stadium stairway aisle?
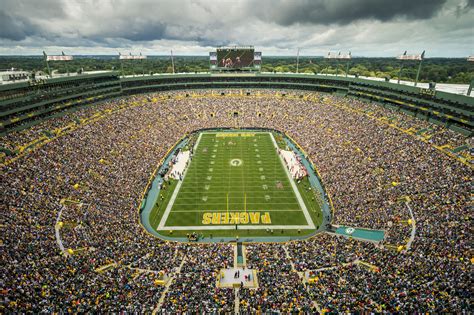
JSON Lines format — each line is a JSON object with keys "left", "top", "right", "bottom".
{"left": 283, "top": 244, "right": 322, "bottom": 313}
{"left": 235, "top": 288, "right": 240, "bottom": 314}
{"left": 152, "top": 257, "right": 187, "bottom": 314}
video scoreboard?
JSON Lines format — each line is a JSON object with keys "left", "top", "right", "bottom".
{"left": 210, "top": 46, "right": 261, "bottom": 72}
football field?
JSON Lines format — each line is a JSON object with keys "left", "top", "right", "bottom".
{"left": 154, "top": 131, "right": 319, "bottom": 235}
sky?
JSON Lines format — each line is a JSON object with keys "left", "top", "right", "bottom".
{"left": 0, "top": 0, "right": 472, "bottom": 57}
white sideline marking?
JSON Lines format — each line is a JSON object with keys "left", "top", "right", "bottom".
{"left": 269, "top": 132, "right": 315, "bottom": 229}
{"left": 158, "top": 133, "right": 203, "bottom": 230}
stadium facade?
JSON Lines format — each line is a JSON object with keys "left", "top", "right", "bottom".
{"left": 1, "top": 72, "right": 472, "bottom": 139}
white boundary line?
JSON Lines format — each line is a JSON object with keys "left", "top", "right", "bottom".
{"left": 157, "top": 132, "right": 315, "bottom": 231}
{"left": 157, "top": 132, "right": 203, "bottom": 230}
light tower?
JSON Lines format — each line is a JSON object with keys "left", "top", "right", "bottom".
{"left": 43, "top": 51, "right": 73, "bottom": 78}
{"left": 396, "top": 50, "right": 425, "bottom": 86}
{"left": 296, "top": 48, "right": 300, "bottom": 73}
{"left": 118, "top": 52, "right": 147, "bottom": 77}
{"left": 170, "top": 50, "right": 175, "bottom": 74}
{"left": 324, "top": 52, "right": 352, "bottom": 77}
{"left": 467, "top": 56, "right": 474, "bottom": 96}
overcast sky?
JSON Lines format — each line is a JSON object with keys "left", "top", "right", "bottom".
{"left": 0, "top": 0, "right": 472, "bottom": 56}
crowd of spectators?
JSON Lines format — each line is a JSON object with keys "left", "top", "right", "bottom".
{"left": 240, "top": 244, "right": 315, "bottom": 313}
{"left": 161, "top": 244, "right": 234, "bottom": 313}
{"left": 1, "top": 89, "right": 471, "bottom": 312}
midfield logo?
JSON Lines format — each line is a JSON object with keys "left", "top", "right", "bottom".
{"left": 230, "top": 159, "right": 243, "bottom": 166}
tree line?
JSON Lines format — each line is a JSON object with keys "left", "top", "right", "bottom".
{"left": 0, "top": 56, "right": 472, "bottom": 84}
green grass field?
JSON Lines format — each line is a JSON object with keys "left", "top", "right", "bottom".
{"left": 150, "top": 131, "right": 322, "bottom": 238}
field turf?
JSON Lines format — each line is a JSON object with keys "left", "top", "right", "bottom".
{"left": 150, "top": 131, "right": 321, "bottom": 237}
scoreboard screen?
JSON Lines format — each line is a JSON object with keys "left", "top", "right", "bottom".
{"left": 210, "top": 46, "right": 262, "bottom": 71}
{"left": 216, "top": 47, "right": 255, "bottom": 69}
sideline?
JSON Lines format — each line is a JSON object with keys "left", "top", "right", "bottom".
{"left": 269, "top": 132, "right": 315, "bottom": 229}
{"left": 158, "top": 133, "right": 203, "bottom": 230}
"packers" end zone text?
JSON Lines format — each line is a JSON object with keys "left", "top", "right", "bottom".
{"left": 202, "top": 212, "right": 272, "bottom": 225}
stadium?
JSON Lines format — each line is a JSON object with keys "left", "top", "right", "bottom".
{"left": 1, "top": 1, "right": 473, "bottom": 313}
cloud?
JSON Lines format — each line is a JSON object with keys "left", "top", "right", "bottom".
{"left": 103, "top": 21, "right": 168, "bottom": 42}
{"left": 251, "top": 0, "right": 449, "bottom": 26}
{"left": 0, "top": 11, "right": 36, "bottom": 40}
{"left": 0, "top": 0, "right": 471, "bottom": 57}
